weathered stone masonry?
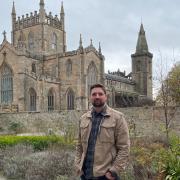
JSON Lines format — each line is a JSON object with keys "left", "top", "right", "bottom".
{"left": 0, "top": 0, "right": 153, "bottom": 112}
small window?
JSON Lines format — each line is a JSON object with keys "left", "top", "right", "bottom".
{"left": 67, "top": 89, "right": 74, "bottom": 110}
{"left": 29, "top": 88, "right": 36, "bottom": 111}
{"left": 52, "top": 33, "right": 57, "bottom": 50}
{"left": 32, "top": 63, "right": 36, "bottom": 73}
{"left": 28, "top": 32, "right": 34, "bottom": 51}
{"left": 136, "top": 61, "right": 141, "bottom": 71}
{"left": 48, "top": 89, "right": 55, "bottom": 111}
{"left": 66, "top": 59, "right": 72, "bottom": 77}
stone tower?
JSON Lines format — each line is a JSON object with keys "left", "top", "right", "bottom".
{"left": 11, "top": 0, "right": 66, "bottom": 55}
{"left": 131, "top": 24, "right": 153, "bottom": 99}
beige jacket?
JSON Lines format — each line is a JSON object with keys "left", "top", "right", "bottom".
{"left": 75, "top": 105, "right": 130, "bottom": 177}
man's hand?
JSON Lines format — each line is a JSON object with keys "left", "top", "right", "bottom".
{"left": 105, "top": 171, "right": 115, "bottom": 180}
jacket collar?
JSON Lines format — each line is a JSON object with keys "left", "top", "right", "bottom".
{"left": 86, "top": 104, "right": 111, "bottom": 118}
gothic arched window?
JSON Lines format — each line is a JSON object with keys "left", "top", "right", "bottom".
{"left": 1, "top": 64, "right": 13, "bottom": 103}
{"left": 52, "top": 32, "right": 57, "bottom": 50}
{"left": 66, "top": 59, "right": 72, "bottom": 77}
{"left": 136, "top": 61, "right": 141, "bottom": 72}
{"left": 48, "top": 89, "right": 55, "bottom": 111}
{"left": 29, "top": 88, "right": 36, "bottom": 111}
{"left": 87, "top": 62, "right": 97, "bottom": 94}
{"left": 28, "top": 32, "right": 34, "bottom": 51}
{"left": 67, "top": 88, "right": 74, "bottom": 110}
{"left": 32, "top": 63, "right": 36, "bottom": 73}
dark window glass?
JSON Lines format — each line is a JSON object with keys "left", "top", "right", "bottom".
{"left": 29, "top": 88, "right": 36, "bottom": 111}
{"left": 67, "top": 89, "right": 74, "bottom": 110}
{"left": 1, "top": 64, "right": 13, "bottom": 104}
{"left": 48, "top": 90, "right": 54, "bottom": 111}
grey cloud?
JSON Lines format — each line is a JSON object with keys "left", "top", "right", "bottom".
{"left": 0, "top": 0, "right": 180, "bottom": 73}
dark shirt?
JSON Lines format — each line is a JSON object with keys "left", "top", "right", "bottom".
{"left": 82, "top": 106, "right": 107, "bottom": 179}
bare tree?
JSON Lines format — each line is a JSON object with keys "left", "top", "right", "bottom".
{"left": 154, "top": 53, "right": 178, "bottom": 141}
{"left": 168, "top": 63, "right": 180, "bottom": 106}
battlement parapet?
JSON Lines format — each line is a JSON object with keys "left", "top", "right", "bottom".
{"left": 14, "top": 12, "right": 63, "bottom": 31}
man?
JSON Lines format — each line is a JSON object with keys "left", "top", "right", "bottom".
{"left": 75, "top": 84, "right": 130, "bottom": 180}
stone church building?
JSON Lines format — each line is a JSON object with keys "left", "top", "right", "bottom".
{"left": 0, "top": 0, "right": 153, "bottom": 112}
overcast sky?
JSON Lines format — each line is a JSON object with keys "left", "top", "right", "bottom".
{"left": 0, "top": 0, "right": 179, "bottom": 86}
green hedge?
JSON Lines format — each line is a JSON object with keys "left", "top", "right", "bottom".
{"left": 0, "top": 135, "right": 74, "bottom": 151}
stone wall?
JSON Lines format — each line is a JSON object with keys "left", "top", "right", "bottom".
{"left": 117, "top": 106, "right": 180, "bottom": 137}
{"left": 0, "top": 110, "right": 81, "bottom": 135}
{"left": 0, "top": 107, "right": 179, "bottom": 137}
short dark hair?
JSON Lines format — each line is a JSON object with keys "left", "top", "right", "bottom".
{"left": 90, "top": 83, "right": 106, "bottom": 94}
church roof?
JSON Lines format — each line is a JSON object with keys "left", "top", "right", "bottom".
{"left": 105, "top": 73, "right": 135, "bottom": 84}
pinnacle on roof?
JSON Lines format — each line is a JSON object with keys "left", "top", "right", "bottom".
{"left": 79, "top": 34, "right": 83, "bottom": 48}
{"left": 60, "top": 1, "right": 65, "bottom": 30}
{"left": 98, "top": 42, "right": 102, "bottom": 55}
{"left": 2, "top": 31, "right": 7, "bottom": 41}
{"left": 90, "top": 38, "right": 93, "bottom": 47}
{"left": 61, "top": 2, "right": 64, "bottom": 14}
{"left": 12, "top": 1, "right": 16, "bottom": 15}
{"left": 40, "top": 0, "right": 45, "bottom": 6}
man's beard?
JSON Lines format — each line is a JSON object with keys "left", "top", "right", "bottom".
{"left": 92, "top": 99, "right": 105, "bottom": 107}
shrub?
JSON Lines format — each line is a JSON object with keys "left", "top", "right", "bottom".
{"left": 1, "top": 144, "right": 34, "bottom": 179}
{"left": 130, "top": 136, "right": 167, "bottom": 179}
{"left": 0, "top": 144, "right": 75, "bottom": 180}
{"left": 159, "top": 135, "right": 180, "bottom": 180}
{"left": 0, "top": 135, "right": 73, "bottom": 150}
{"left": 8, "top": 121, "right": 24, "bottom": 134}
{"left": 0, "top": 126, "right": 4, "bottom": 132}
